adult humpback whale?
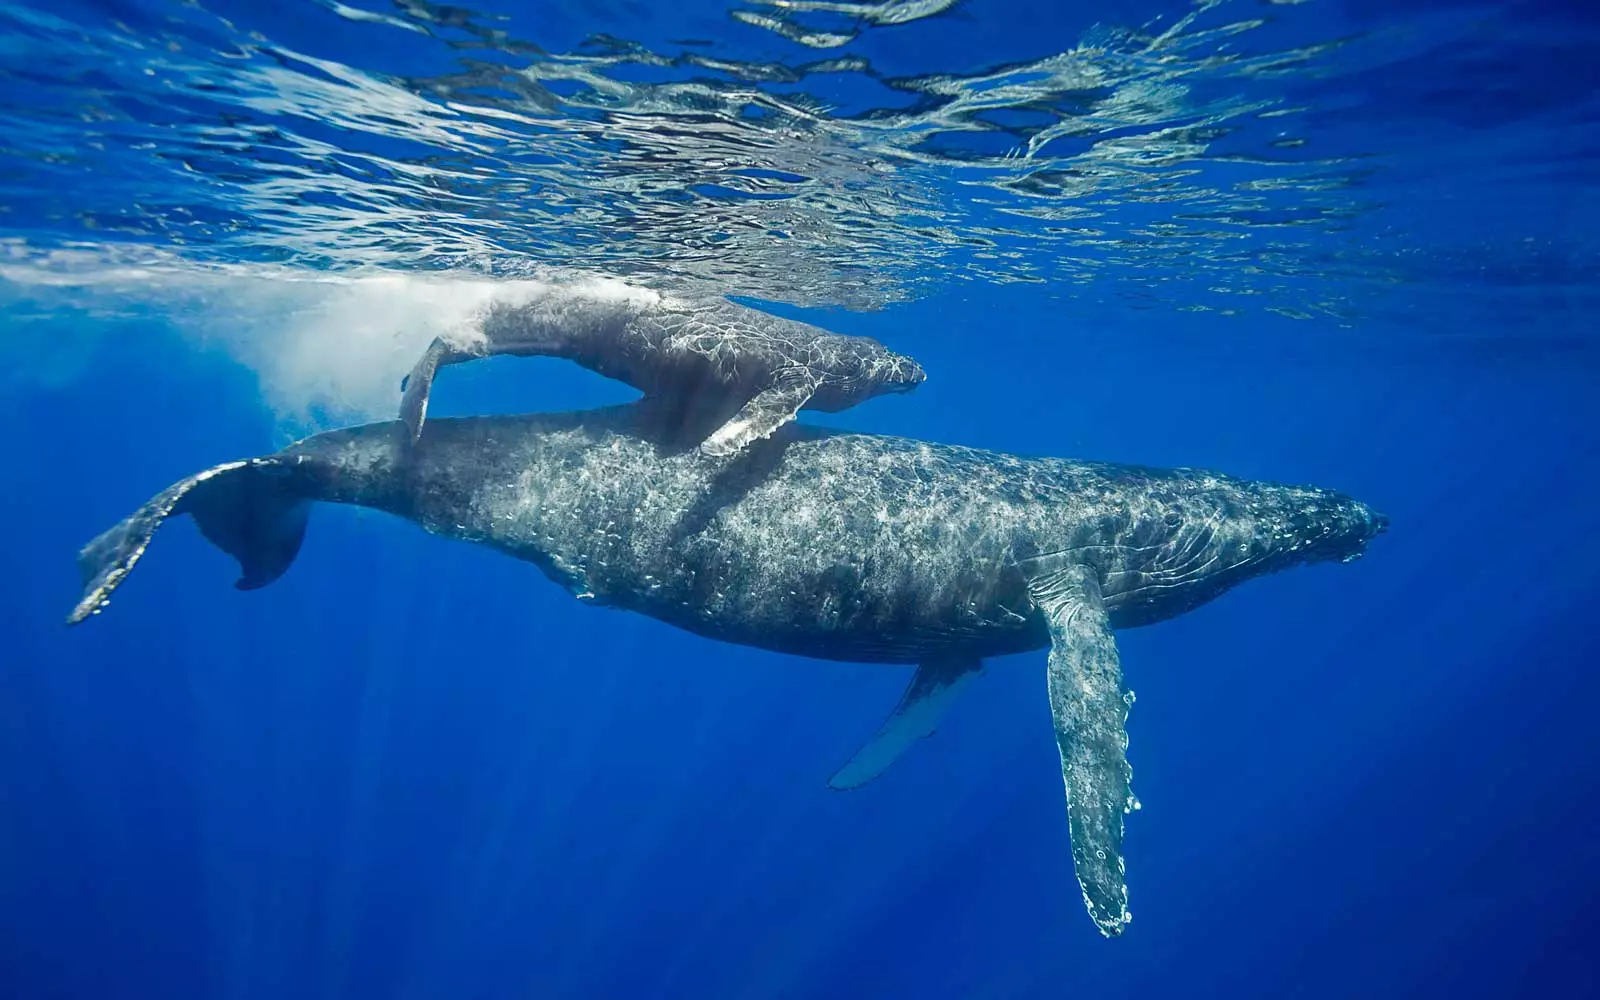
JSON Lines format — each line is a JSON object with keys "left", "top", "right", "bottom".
{"left": 66, "top": 403, "right": 1387, "bottom": 937}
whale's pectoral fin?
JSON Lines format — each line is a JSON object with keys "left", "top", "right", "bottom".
{"left": 1024, "top": 558, "right": 1135, "bottom": 938}
{"left": 700, "top": 368, "right": 816, "bottom": 458}
{"left": 400, "top": 337, "right": 454, "bottom": 445}
{"left": 828, "top": 655, "right": 984, "bottom": 790}
{"left": 68, "top": 460, "right": 309, "bottom": 625}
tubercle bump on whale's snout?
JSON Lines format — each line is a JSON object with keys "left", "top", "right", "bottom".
{"left": 1359, "top": 502, "right": 1391, "bottom": 543}
{"left": 1335, "top": 502, "right": 1389, "bottom": 563}
{"left": 889, "top": 356, "right": 927, "bottom": 390}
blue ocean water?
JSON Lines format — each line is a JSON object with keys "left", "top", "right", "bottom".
{"left": 1, "top": 0, "right": 1597, "bottom": 997}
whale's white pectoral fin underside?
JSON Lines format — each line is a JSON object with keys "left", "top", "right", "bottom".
{"left": 700, "top": 368, "right": 816, "bottom": 458}
{"left": 1023, "top": 558, "right": 1135, "bottom": 938}
{"left": 828, "top": 655, "right": 984, "bottom": 790}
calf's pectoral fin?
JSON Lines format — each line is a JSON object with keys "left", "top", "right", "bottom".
{"left": 828, "top": 655, "right": 984, "bottom": 790}
{"left": 1023, "top": 557, "right": 1136, "bottom": 938}
{"left": 699, "top": 368, "right": 816, "bottom": 458}
{"left": 399, "top": 336, "right": 454, "bottom": 444}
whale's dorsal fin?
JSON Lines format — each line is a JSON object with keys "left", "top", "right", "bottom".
{"left": 699, "top": 367, "right": 816, "bottom": 458}
{"left": 828, "top": 655, "right": 983, "bottom": 790}
{"left": 1022, "top": 557, "right": 1135, "bottom": 938}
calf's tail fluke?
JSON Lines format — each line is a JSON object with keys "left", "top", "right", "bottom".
{"left": 67, "top": 459, "right": 310, "bottom": 625}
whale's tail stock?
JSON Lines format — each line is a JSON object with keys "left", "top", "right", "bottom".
{"left": 67, "top": 458, "right": 311, "bottom": 625}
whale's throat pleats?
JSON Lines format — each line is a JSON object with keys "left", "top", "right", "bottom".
{"left": 1022, "top": 556, "right": 1135, "bottom": 938}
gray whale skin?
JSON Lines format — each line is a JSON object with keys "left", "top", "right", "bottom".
{"left": 66, "top": 401, "right": 1387, "bottom": 938}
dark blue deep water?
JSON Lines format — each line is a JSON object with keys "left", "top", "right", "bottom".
{"left": 2, "top": 1, "right": 1597, "bottom": 997}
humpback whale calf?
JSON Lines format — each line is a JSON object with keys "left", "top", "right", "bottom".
{"left": 400, "top": 281, "right": 927, "bottom": 457}
{"left": 66, "top": 403, "right": 1386, "bottom": 937}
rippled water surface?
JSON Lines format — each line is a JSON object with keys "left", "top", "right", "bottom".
{"left": 3, "top": 5, "right": 1600, "bottom": 999}
{"left": 2, "top": 0, "right": 1594, "bottom": 318}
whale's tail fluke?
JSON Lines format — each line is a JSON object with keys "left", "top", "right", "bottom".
{"left": 67, "top": 458, "right": 309, "bottom": 625}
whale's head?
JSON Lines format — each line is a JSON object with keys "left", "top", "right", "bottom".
{"left": 1106, "top": 480, "right": 1387, "bottom": 627}
{"left": 810, "top": 339, "right": 927, "bottom": 412}
{"left": 1266, "top": 489, "right": 1390, "bottom": 572}
{"left": 852, "top": 346, "right": 925, "bottom": 401}
{"left": 880, "top": 351, "right": 927, "bottom": 393}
